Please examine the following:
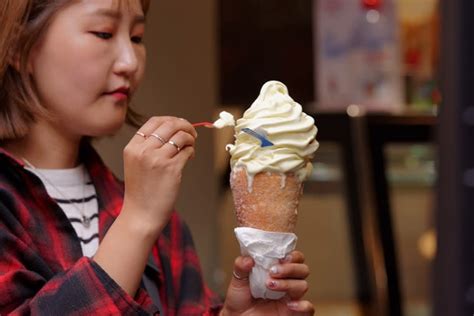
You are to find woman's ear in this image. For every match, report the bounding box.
[9,47,35,74]
[7,47,21,72]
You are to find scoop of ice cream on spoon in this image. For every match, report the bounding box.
[193,111,273,147]
[192,111,235,128]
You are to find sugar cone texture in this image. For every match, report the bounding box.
[230,168,303,233]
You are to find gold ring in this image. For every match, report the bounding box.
[150,133,166,145]
[232,270,249,281]
[135,131,147,138]
[167,140,181,152]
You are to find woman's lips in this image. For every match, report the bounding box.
[104,88,130,101]
[108,92,128,100]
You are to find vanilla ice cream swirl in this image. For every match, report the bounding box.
[227,81,319,181]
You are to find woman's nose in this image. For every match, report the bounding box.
[113,40,140,77]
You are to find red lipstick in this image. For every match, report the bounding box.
[106,87,130,101]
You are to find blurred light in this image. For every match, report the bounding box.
[366,9,380,24]
[346,104,362,117]
[418,229,436,261]
[362,0,382,10]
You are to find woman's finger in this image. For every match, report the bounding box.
[131,116,197,147]
[155,130,196,158]
[270,263,310,280]
[169,130,196,149]
[230,256,253,289]
[266,279,308,300]
[147,118,197,143]
[286,300,315,315]
[132,116,173,143]
[280,250,305,264]
[133,131,148,142]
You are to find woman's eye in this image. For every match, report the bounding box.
[92,32,112,40]
[131,36,143,44]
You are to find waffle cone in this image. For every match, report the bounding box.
[230,168,303,232]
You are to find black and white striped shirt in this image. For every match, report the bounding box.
[26,164,99,257]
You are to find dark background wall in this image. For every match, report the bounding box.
[219,0,314,105]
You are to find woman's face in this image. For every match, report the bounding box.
[30,0,146,138]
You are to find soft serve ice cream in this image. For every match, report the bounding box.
[226,80,319,300]
[227,80,319,188]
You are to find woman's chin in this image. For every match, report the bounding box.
[86,119,126,138]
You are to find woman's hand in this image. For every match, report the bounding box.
[94,116,197,296]
[121,116,197,234]
[221,250,315,316]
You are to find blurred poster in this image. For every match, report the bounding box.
[398,0,440,111]
[314,0,403,113]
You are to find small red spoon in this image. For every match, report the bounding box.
[192,122,214,128]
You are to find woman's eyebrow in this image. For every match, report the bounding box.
[91,8,146,24]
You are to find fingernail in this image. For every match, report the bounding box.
[281,255,292,263]
[245,257,254,266]
[287,301,299,310]
[268,280,278,288]
[270,266,279,274]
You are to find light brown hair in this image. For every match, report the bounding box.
[0,0,150,140]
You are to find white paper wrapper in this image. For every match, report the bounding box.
[234,227,297,300]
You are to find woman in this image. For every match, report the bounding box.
[0,0,315,315]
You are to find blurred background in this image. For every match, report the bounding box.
[93,0,474,315]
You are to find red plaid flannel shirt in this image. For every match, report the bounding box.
[0,143,222,315]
